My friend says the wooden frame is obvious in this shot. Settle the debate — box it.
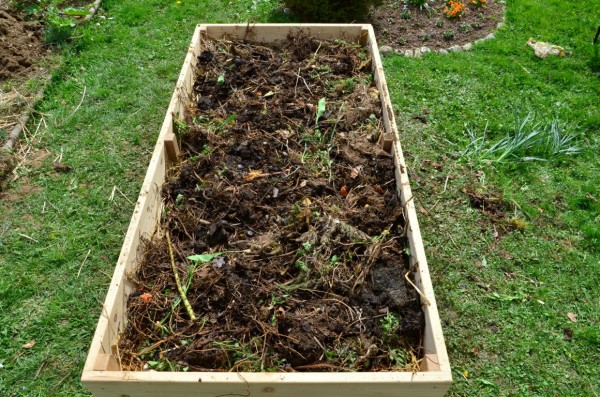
[82,24,452,397]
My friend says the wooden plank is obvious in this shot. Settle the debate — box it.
[83,371,451,397]
[82,24,451,396]
[364,21,452,376]
[204,23,366,44]
[83,26,202,376]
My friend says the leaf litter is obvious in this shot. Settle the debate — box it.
[119,32,425,372]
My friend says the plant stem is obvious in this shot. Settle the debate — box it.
[166,230,198,321]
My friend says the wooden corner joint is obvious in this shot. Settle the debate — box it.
[93,353,121,371]
[379,132,394,153]
[359,28,369,46]
[164,132,180,163]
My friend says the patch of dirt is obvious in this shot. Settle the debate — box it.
[120,33,425,373]
[370,0,504,50]
[465,184,525,235]
[0,5,44,82]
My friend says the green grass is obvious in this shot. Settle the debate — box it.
[0,0,598,396]
[0,1,285,395]
[383,0,599,395]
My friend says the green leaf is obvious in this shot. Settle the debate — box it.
[217,75,225,85]
[316,97,327,122]
[187,252,224,263]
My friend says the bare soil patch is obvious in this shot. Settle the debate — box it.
[0,5,44,82]
[120,33,425,373]
[370,0,505,50]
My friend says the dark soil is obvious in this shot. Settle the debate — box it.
[370,0,505,50]
[0,5,44,82]
[120,33,425,373]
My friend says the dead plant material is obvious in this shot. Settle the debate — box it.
[119,33,424,373]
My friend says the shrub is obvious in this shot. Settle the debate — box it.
[283,0,382,22]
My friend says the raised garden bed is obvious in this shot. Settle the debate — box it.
[82,23,451,397]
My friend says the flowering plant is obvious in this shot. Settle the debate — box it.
[444,0,465,18]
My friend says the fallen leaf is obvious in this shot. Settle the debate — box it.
[567,312,577,323]
[302,197,312,206]
[188,252,224,264]
[418,207,428,214]
[340,185,348,197]
[244,170,269,182]
[350,166,363,179]
[22,340,35,349]
[462,370,469,379]
[374,184,384,195]
[140,292,153,303]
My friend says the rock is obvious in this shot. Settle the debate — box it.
[379,45,394,56]
[404,49,414,58]
[462,43,473,51]
[437,49,449,55]
[485,33,496,40]
[448,45,462,52]
[420,46,431,54]
[413,48,422,58]
[394,49,405,56]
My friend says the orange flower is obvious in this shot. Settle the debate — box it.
[444,0,465,18]
[140,292,153,303]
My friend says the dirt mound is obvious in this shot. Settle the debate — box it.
[0,6,44,82]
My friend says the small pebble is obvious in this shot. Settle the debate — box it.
[272,187,279,198]
[449,45,462,52]
[237,164,244,169]
[463,43,473,51]
[246,230,254,237]
[437,49,449,55]
[420,46,431,54]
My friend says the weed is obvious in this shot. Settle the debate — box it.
[422,34,431,42]
[443,29,455,40]
[381,312,400,335]
[459,22,471,33]
[463,111,582,163]
[409,0,429,11]
[400,9,412,19]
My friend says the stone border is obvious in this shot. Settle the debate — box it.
[379,15,506,58]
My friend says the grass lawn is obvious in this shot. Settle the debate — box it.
[0,0,598,396]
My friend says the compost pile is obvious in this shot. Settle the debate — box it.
[120,32,425,372]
